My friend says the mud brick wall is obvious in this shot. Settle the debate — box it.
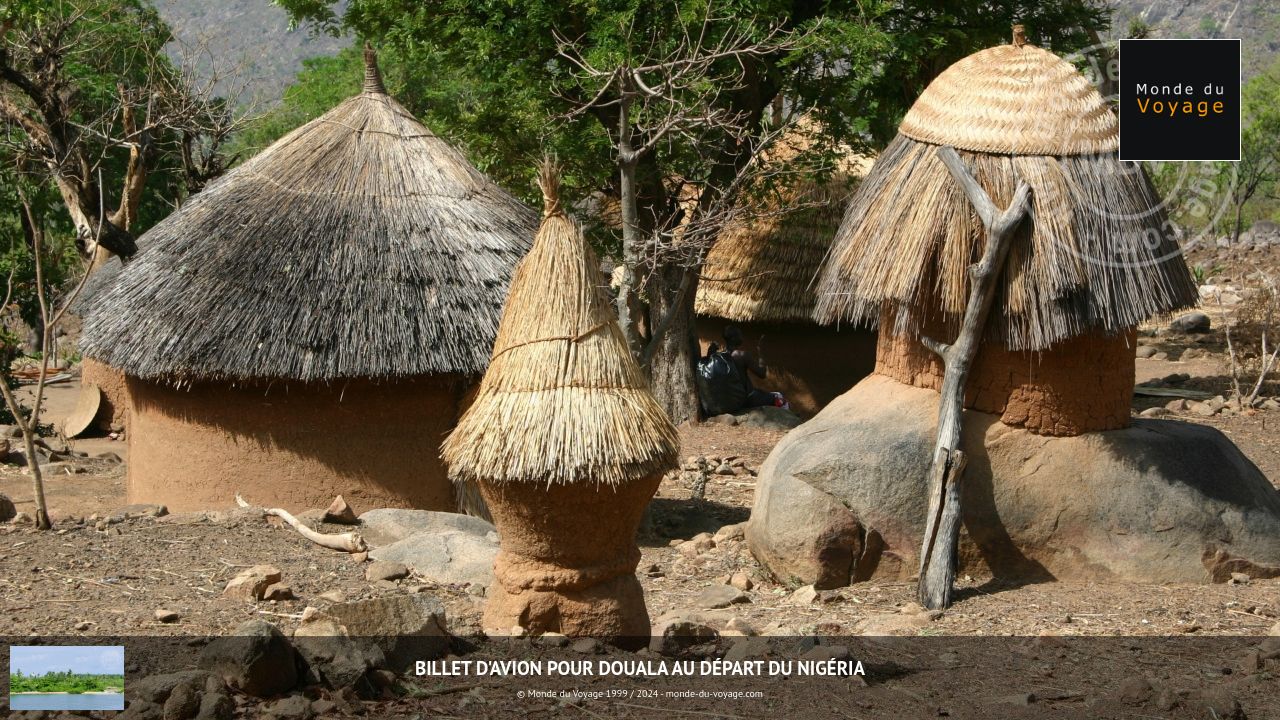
[874,321,1136,436]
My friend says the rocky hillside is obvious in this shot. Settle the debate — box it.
[154,0,349,104]
[1112,0,1279,76]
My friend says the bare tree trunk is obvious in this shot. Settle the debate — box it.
[615,90,642,353]
[645,266,700,423]
[917,147,1031,610]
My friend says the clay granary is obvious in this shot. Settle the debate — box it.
[77,48,536,513]
[443,164,678,646]
[813,37,1198,434]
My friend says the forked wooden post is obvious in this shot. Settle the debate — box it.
[917,146,1031,610]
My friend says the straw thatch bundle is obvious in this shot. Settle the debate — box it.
[813,42,1197,351]
[442,164,679,486]
[78,47,536,382]
[696,127,872,324]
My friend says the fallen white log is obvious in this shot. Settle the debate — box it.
[235,493,368,553]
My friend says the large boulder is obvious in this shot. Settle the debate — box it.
[358,509,495,547]
[198,619,298,697]
[747,375,1280,587]
[368,530,497,588]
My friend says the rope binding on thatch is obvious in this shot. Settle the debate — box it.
[363,42,386,95]
[442,159,679,487]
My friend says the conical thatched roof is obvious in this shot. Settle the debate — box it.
[814,38,1197,351]
[695,129,872,324]
[78,47,537,382]
[442,165,679,486]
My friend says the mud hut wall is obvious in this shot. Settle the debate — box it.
[696,318,876,416]
[874,317,1136,436]
[81,357,131,432]
[125,375,464,512]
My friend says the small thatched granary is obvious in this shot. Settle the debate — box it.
[77,48,536,512]
[695,138,876,416]
[747,35,1280,588]
[813,37,1197,434]
[443,165,678,644]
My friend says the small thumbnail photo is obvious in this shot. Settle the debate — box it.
[8,645,125,711]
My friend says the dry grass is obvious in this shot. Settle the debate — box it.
[814,137,1198,351]
[899,43,1118,156]
[442,164,679,486]
[80,50,537,382]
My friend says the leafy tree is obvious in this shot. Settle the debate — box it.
[273,0,1111,419]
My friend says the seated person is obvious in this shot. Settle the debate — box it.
[697,325,788,415]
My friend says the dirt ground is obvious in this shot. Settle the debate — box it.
[2,337,1279,718]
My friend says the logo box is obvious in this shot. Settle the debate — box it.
[1118,38,1241,162]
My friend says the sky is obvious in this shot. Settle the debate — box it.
[9,646,124,677]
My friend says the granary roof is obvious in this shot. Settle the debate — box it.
[80,48,536,383]
[442,164,679,486]
[812,37,1197,350]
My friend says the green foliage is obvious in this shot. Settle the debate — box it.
[268,0,1108,212]
[9,670,124,695]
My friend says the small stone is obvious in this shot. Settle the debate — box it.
[73,621,92,631]
[708,413,738,426]
[351,551,368,563]
[323,495,359,525]
[723,617,756,636]
[12,511,32,525]
[155,608,181,623]
[723,637,772,662]
[0,493,14,522]
[1229,572,1251,584]
[1191,401,1218,417]
[676,534,716,556]
[535,632,570,648]
[713,523,746,543]
[697,584,750,609]
[715,462,736,476]
[223,565,282,601]
[1152,352,1169,360]
[1262,398,1280,411]
[997,693,1035,706]
[1135,345,1158,359]
[316,590,346,604]
[729,572,753,591]
[649,615,718,655]
[199,619,298,697]
[1165,399,1188,412]
[1139,407,1171,417]
[365,561,410,583]
[1169,311,1211,334]
[570,638,603,654]
[264,694,315,719]
[263,583,295,601]
[788,585,818,605]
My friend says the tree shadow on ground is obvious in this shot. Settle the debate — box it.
[637,497,748,548]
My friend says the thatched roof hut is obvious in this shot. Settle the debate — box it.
[693,132,876,415]
[443,165,678,486]
[813,36,1198,436]
[77,47,537,512]
[814,40,1197,351]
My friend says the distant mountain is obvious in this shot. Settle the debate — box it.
[1111,0,1279,77]
[154,0,350,105]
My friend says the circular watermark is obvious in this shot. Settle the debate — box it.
[1043,40,1239,269]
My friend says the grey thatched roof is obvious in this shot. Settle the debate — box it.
[80,50,537,383]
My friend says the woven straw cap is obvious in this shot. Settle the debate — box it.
[899,43,1117,156]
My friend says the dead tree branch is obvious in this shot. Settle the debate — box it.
[917,146,1031,610]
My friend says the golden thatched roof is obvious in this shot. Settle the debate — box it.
[899,43,1118,156]
[442,165,679,486]
[79,48,537,382]
[814,41,1196,350]
[695,132,872,324]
